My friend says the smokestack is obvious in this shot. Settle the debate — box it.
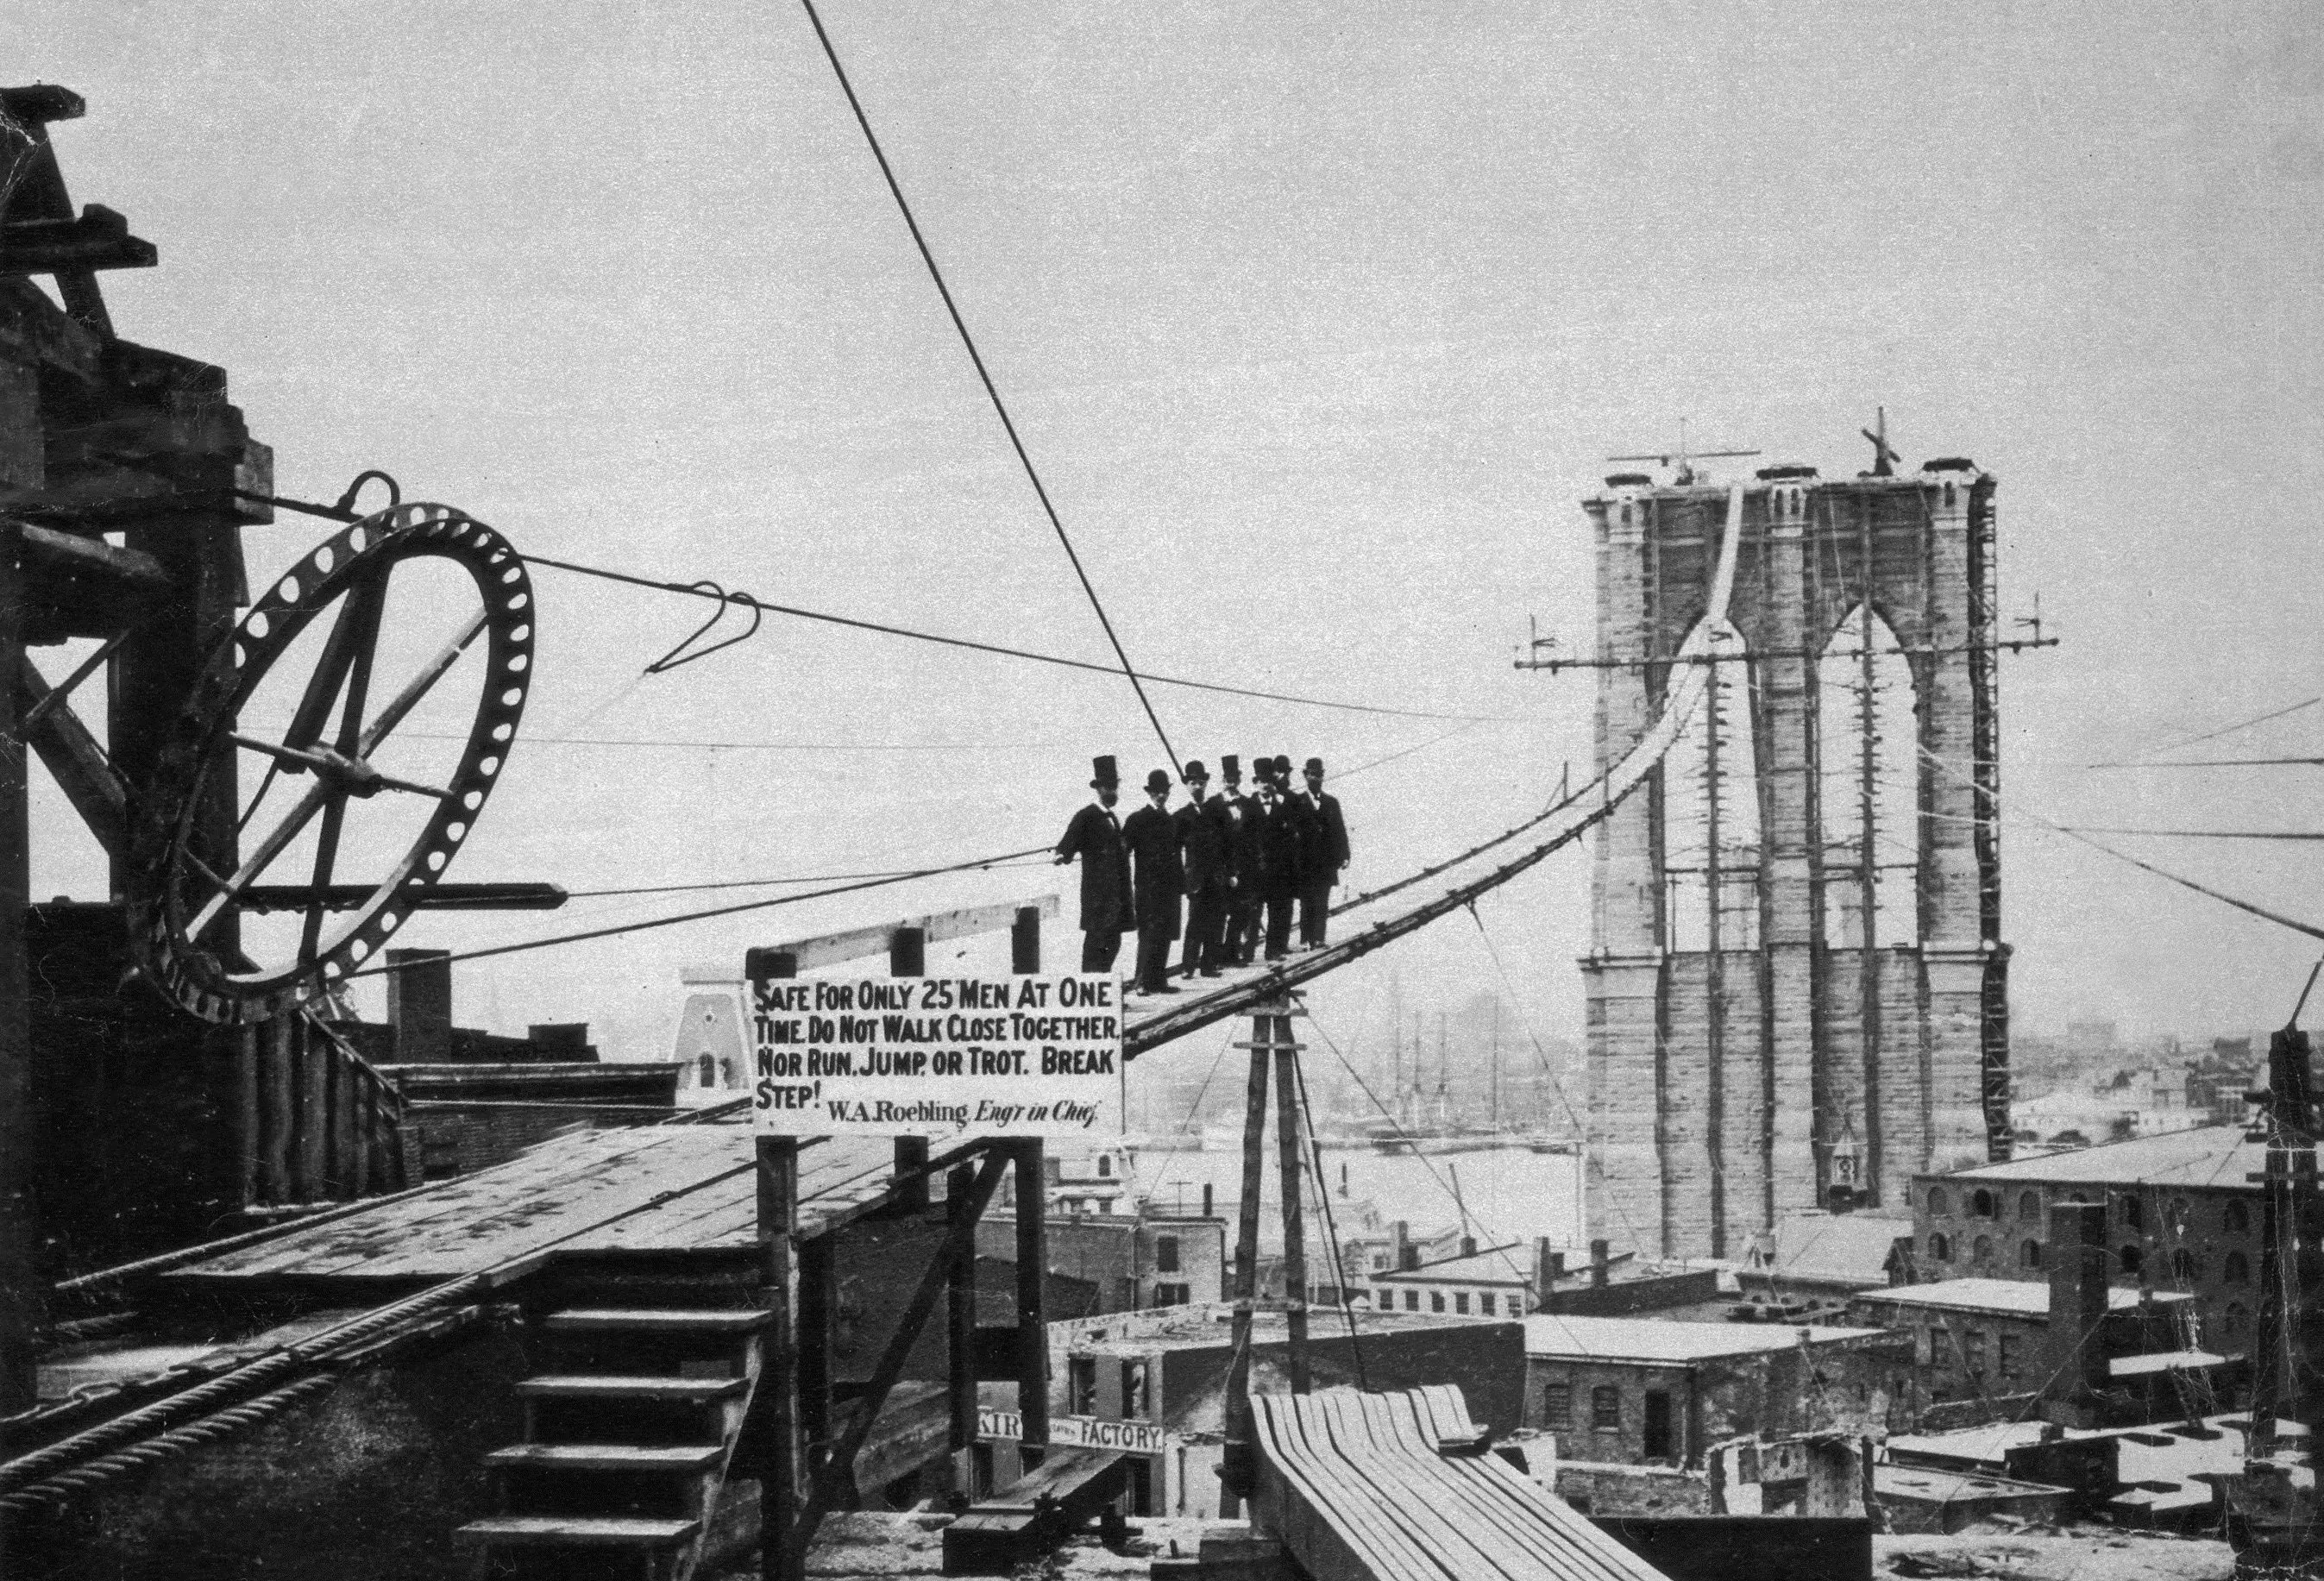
[1394,1220,1416,1271]
[2044,1201,2109,1426]
[1203,1183,1214,1219]
[1591,1238,1611,1289]
[1535,1237,1561,1309]
[386,949,453,1063]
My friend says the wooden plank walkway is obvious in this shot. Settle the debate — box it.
[158,1126,915,1289]
[1253,1385,1671,1581]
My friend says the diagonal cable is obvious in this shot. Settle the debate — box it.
[796,0,1179,773]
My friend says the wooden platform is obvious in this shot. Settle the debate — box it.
[157,1126,937,1293]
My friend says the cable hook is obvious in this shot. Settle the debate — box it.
[330,469,401,518]
[644,583,764,674]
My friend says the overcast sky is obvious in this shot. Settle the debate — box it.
[16,1,2324,1082]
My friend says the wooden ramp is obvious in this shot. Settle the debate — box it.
[1253,1385,1670,1581]
[157,1126,906,1295]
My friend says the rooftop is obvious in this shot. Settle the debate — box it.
[1851,1277,2195,1318]
[1523,1314,1888,1363]
[1928,1123,2256,1187]
[1872,1463,2072,1506]
[1746,1212,1912,1288]
[2108,1347,2227,1378]
[1063,1304,1507,1358]
[1887,1412,2252,1519]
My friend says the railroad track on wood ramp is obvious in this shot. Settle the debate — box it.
[1253,1385,1669,1581]
[1123,485,1742,1060]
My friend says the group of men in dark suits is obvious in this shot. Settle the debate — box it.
[1053,751,1350,993]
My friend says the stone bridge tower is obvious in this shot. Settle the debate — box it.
[1581,455,2010,1260]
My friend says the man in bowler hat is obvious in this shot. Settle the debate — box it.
[1297,756,1350,947]
[1121,769,1184,994]
[1174,760,1234,978]
[1053,755,1131,972]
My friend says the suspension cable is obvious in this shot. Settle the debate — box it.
[794,0,1179,773]
[521,554,1501,724]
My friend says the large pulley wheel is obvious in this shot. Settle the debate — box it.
[130,503,535,1024]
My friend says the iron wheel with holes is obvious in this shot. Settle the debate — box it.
[129,502,535,1024]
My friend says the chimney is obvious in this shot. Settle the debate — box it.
[527,1022,594,1059]
[386,949,453,1063]
[2044,1201,2110,1427]
[1590,1238,1611,1289]
[1535,1237,1561,1309]
[1202,1183,1214,1219]
[1460,1234,1477,1258]
[1394,1220,1416,1271]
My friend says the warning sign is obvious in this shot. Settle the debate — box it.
[750,971,1124,1138]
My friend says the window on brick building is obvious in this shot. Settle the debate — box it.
[1999,1333,2023,1380]
[2226,1251,2251,1285]
[1643,1391,1674,1460]
[1542,1383,1572,1427]
[1479,1294,1495,1315]
[1151,1283,1190,1307]
[2171,1249,2201,1284]
[1929,1233,1950,1260]
[1070,1358,1096,1415]
[2120,1245,2144,1275]
[2120,1194,2144,1230]
[1971,1236,1993,1264]
[1454,1293,1470,1314]
[1931,1328,1953,1367]
[1156,1236,1180,1273]
[1971,1189,1995,1219]
[1592,1386,1621,1430]
[1962,1329,1987,1375]
[2226,1200,2252,1234]
[2019,1191,2041,1221]
[1431,1292,1445,1313]
[1405,1290,1419,1311]
[1928,1188,1950,1216]
[2020,1239,2043,1270]
[697,1053,717,1087]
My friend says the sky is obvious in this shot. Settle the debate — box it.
[15,0,2324,1086]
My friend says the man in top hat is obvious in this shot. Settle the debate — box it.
[1297,756,1350,948]
[1121,768,1184,994]
[1173,760,1234,978]
[1258,755,1309,961]
[1217,755,1262,965]
[1053,755,1132,973]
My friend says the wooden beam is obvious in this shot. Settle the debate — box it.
[890,927,929,1216]
[0,207,156,273]
[0,520,35,1411]
[1221,1030,1272,1513]
[1014,1140,1049,1468]
[1273,1018,1310,1394]
[799,1230,836,1503]
[947,1161,977,1461]
[19,656,122,861]
[752,948,802,1581]
[707,894,1060,982]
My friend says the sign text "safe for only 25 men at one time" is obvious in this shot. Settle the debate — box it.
[751,972,1124,1138]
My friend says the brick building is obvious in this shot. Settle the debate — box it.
[1520,1314,1901,1465]
[974,1208,1224,1314]
[1905,1125,2262,1358]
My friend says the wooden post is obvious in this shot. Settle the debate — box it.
[0,519,35,1413]
[261,1013,293,1203]
[297,1014,328,1201]
[1220,1022,1272,1515]
[1273,1013,1310,1393]
[890,927,929,1215]
[947,1159,978,1477]
[751,949,804,1581]
[1014,1139,1048,1467]
[799,1230,835,1496]
[236,1025,260,1208]
[1011,907,1041,974]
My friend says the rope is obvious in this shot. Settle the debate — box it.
[2094,694,2323,766]
[793,0,1179,774]
[1291,1045,1367,1389]
[0,1374,344,1515]
[523,555,1499,724]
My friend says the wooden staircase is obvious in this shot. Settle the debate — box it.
[459,1278,768,1580]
